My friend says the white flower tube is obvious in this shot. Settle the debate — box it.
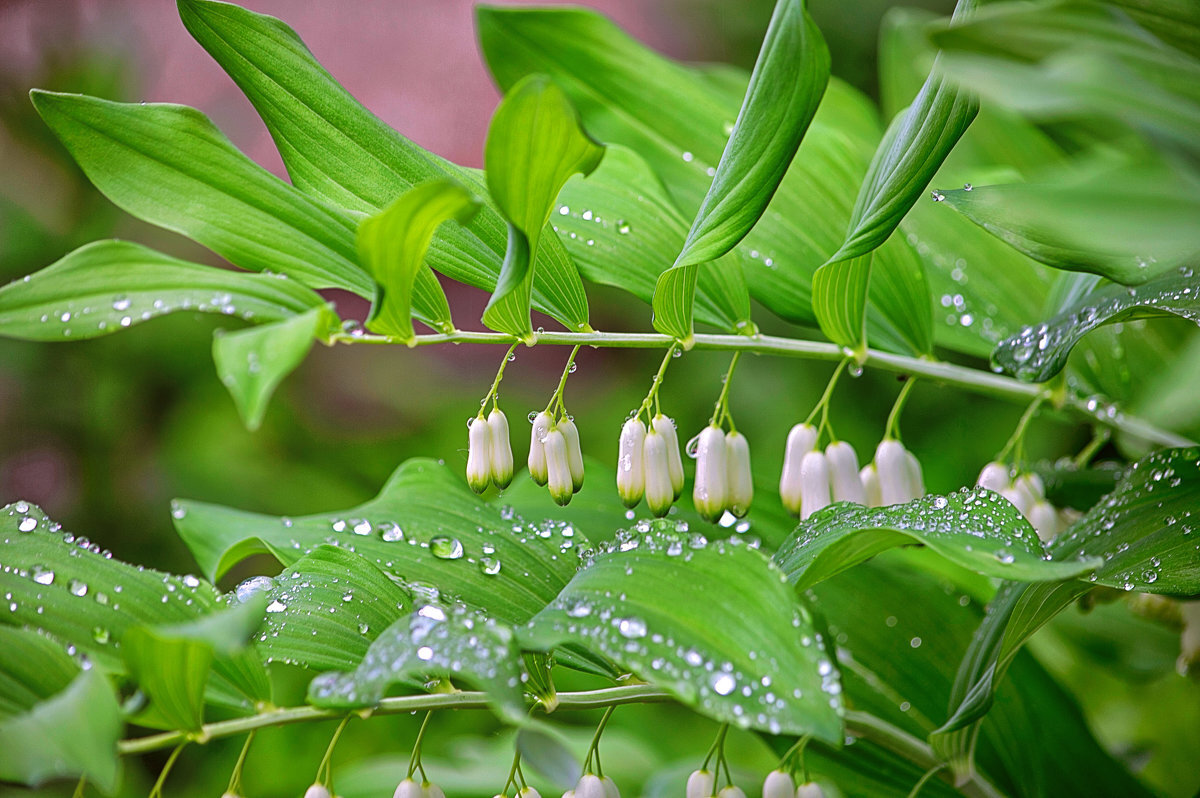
[999,486,1031,517]
[725,430,753,518]
[558,417,585,493]
[518,788,542,798]
[1013,473,1045,512]
[905,449,925,501]
[780,422,819,517]
[795,783,826,798]
[466,416,493,494]
[424,782,447,798]
[392,780,422,798]
[643,429,674,517]
[717,787,746,798]
[762,769,795,798]
[529,411,552,486]
[574,775,606,798]
[488,408,513,489]
[304,786,332,798]
[544,428,574,506]
[693,424,728,523]
[860,463,881,507]
[686,770,715,798]
[875,440,911,506]
[799,450,831,520]
[600,776,620,798]
[976,461,1011,493]
[652,413,686,500]
[1028,499,1061,543]
[617,417,647,507]
[825,441,865,504]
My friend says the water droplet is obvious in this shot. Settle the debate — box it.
[616,219,631,235]
[710,673,736,695]
[480,557,502,575]
[18,517,37,533]
[235,575,276,602]
[68,579,88,597]
[930,190,946,202]
[962,183,973,191]
[379,522,405,542]
[32,567,54,586]
[92,627,110,644]
[681,151,694,163]
[430,537,464,560]
[358,622,370,635]
[265,600,287,613]
[617,617,647,638]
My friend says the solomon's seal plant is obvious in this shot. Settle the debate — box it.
[1,0,1199,795]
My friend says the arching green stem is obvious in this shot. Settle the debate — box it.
[148,743,187,798]
[883,377,919,442]
[544,345,583,419]
[406,711,434,781]
[997,393,1047,465]
[481,342,521,413]
[635,343,680,422]
[709,352,742,429]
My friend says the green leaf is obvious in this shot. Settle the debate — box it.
[773,490,1100,591]
[242,545,413,671]
[0,668,122,792]
[212,304,337,431]
[810,254,871,351]
[358,180,477,342]
[172,459,585,624]
[652,265,699,343]
[0,502,270,707]
[177,0,591,331]
[992,268,1200,382]
[122,628,213,733]
[0,239,327,342]
[523,522,844,742]
[0,627,79,718]
[516,724,582,791]
[308,604,525,724]
[481,74,603,339]
[29,91,371,295]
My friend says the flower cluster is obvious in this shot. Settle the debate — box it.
[393,778,446,798]
[466,409,514,494]
[685,768,825,798]
[617,414,686,517]
[691,424,754,523]
[976,462,1073,542]
[530,410,586,506]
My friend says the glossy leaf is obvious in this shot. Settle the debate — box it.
[652,265,699,343]
[308,604,525,723]
[244,545,413,671]
[172,459,585,625]
[992,268,1200,382]
[178,0,591,331]
[773,489,1100,590]
[523,522,844,741]
[30,90,372,294]
[934,170,1200,285]
[0,502,270,707]
[0,627,79,718]
[810,254,870,351]
[212,304,337,431]
[482,75,603,338]
[0,240,327,342]
[0,668,122,792]
[122,628,213,732]
[358,180,476,342]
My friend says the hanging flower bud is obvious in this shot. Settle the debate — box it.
[999,486,1030,516]
[725,430,753,518]
[1180,601,1200,674]
[976,461,1011,493]
[693,424,729,523]
[799,450,831,520]
[305,785,333,798]
[761,769,795,798]
[600,776,620,798]
[875,440,912,506]
[424,783,447,798]
[905,449,925,500]
[717,787,746,798]
[1012,473,1045,512]
[544,428,574,506]
[795,783,826,798]
[860,463,882,508]
[529,411,553,486]
[643,429,675,517]
[392,779,423,798]
[780,423,818,516]
[561,792,576,798]
[574,775,606,798]
[686,769,715,798]
[518,787,542,798]
[467,416,492,494]
[825,442,865,504]
[558,417,586,493]
[1028,499,1061,543]
[488,408,513,489]
[652,414,686,500]
[617,417,647,508]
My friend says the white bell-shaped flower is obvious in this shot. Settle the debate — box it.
[875,440,912,506]
[424,782,447,798]
[825,441,865,504]
[600,776,620,798]
[560,792,576,798]
[574,775,606,798]
[1181,602,1200,673]
[686,769,715,798]
[693,424,729,522]
[976,461,1011,493]
[905,449,925,500]
[529,411,553,486]
[725,430,754,518]
[795,783,826,798]
[1028,499,1061,543]
[617,417,647,508]
[518,788,542,798]
[799,450,831,520]
[544,428,574,506]
[558,417,586,493]
[1012,473,1045,513]
[761,769,795,798]
[305,785,333,798]
[643,429,675,518]
[488,408,513,489]
[717,787,746,798]
[860,463,882,507]
[467,416,493,494]
[999,486,1031,517]
[392,779,422,798]
[652,413,686,500]
[780,423,818,516]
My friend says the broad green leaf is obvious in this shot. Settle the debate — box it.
[992,268,1200,382]
[476,6,929,354]
[240,545,413,671]
[482,75,603,339]
[0,668,121,792]
[810,254,870,351]
[212,304,337,431]
[1108,0,1200,58]
[29,91,371,295]
[0,502,270,707]
[556,146,751,332]
[660,0,828,339]
[0,627,79,717]
[177,0,591,331]
[773,489,1100,591]
[523,523,844,742]
[172,459,585,624]
[934,169,1200,284]
[516,724,582,791]
[358,180,476,342]
[0,240,327,342]
[309,604,525,723]
[122,627,213,732]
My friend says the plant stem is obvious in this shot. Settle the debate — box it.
[407,710,434,780]
[709,352,742,428]
[544,345,583,417]
[331,329,1190,448]
[147,743,186,798]
[635,343,679,421]
[482,342,521,411]
[884,377,919,442]
[997,394,1046,465]
[804,359,850,437]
